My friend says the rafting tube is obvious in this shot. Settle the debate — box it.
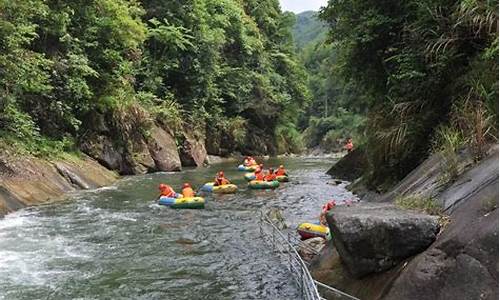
[248,180,279,189]
[238,164,258,172]
[297,222,329,240]
[200,183,238,194]
[276,175,289,182]
[159,196,205,209]
[244,172,256,181]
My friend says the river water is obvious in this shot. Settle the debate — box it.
[0,157,354,300]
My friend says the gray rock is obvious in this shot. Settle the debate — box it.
[438,150,498,212]
[179,132,207,167]
[130,140,156,174]
[327,203,440,278]
[298,237,326,263]
[326,148,367,181]
[54,163,91,189]
[384,150,499,300]
[147,125,181,172]
[80,134,127,172]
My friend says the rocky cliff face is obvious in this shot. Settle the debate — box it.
[0,154,118,216]
[0,111,233,216]
[313,147,499,300]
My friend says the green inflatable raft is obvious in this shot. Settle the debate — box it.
[248,180,279,189]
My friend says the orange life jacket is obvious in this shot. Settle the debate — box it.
[275,168,287,176]
[214,176,230,186]
[160,185,176,197]
[255,171,265,181]
[181,187,195,198]
[265,172,276,181]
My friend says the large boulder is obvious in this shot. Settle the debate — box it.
[80,134,133,174]
[310,241,403,300]
[327,203,440,278]
[147,125,181,171]
[326,148,367,181]
[130,140,156,174]
[179,132,207,167]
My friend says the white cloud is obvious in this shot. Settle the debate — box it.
[279,0,328,13]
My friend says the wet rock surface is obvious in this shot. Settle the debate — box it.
[0,155,117,216]
[326,203,440,278]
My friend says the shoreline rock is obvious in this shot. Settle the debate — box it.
[0,154,118,217]
[313,146,499,300]
[326,203,440,278]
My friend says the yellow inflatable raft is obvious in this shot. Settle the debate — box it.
[297,222,329,240]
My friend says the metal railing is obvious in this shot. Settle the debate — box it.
[260,211,321,300]
[259,211,360,300]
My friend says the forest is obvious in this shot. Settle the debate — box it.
[298,0,498,190]
[1,0,498,190]
[0,0,309,158]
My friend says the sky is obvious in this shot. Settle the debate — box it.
[279,0,328,14]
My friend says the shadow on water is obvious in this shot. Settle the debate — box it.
[0,157,355,300]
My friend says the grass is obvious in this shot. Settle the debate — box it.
[0,132,81,160]
[395,195,443,216]
[432,125,467,186]
[482,196,498,215]
[395,195,451,228]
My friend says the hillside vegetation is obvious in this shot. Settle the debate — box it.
[0,0,309,158]
[293,11,366,152]
[304,0,498,190]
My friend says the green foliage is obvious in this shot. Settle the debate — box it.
[432,125,466,184]
[292,11,327,50]
[395,195,442,216]
[293,12,366,152]
[0,0,309,157]
[319,0,498,189]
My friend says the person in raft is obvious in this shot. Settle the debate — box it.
[274,165,287,176]
[159,183,178,198]
[244,156,257,166]
[214,171,231,186]
[319,200,336,225]
[344,138,354,153]
[264,168,277,181]
[254,166,265,181]
[181,183,195,198]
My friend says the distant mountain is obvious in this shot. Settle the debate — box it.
[292,11,327,50]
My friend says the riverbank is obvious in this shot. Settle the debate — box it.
[0,153,118,216]
[0,119,235,216]
[313,145,499,300]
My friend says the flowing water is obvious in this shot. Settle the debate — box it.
[0,157,355,300]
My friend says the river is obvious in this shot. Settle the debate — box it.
[0,157,354,300]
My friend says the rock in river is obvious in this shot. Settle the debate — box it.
[326,203,440,278]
